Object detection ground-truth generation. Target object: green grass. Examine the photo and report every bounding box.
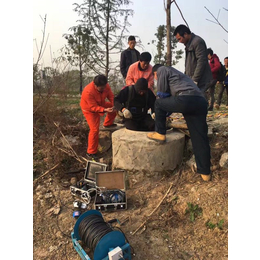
[185,202,203,222]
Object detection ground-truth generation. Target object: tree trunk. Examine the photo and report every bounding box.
[166,0,172,66]
[105,0,110,77]
[79,64,83,94]
[79,35,83,94]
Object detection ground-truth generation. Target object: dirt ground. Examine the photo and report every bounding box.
[33,108,228,260]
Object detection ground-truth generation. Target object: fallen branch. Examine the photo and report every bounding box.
[132,183,173,235]
[177,129,190,137]
[167,121,188,130]
[56,147,88,164]
[33,163,60,185]
[53,122,88,163]
[132,168,182,235]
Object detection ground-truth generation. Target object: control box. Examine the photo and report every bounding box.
[94,170,127,211]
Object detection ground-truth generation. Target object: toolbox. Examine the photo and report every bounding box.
[70,161,108,200]
[94,170,127,211]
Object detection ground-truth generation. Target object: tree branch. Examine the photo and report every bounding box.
[172,0,189,28]
[34,14,48,68]
[204,6,228,33]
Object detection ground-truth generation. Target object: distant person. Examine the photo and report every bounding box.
[173,24,212,97]
[120,36,140,79]
[147,64,211,181]
[215,57,228,109]
[125,52,154,93]
[80,75,117,160]
[207,48,221,111]
[114,78,156,131]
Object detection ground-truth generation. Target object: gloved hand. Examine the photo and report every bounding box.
[193,81,198,85]
[122,108,132,119]
[151,113,155,120]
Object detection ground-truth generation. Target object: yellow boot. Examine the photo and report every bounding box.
[147,132,166,143]
[201,174,211,181]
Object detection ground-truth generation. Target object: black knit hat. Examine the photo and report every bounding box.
[134,78,148,92]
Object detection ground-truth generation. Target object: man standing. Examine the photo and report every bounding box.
[147,64,211,181]
[126,52,154,93]
[174,25,212,96]
[114,78,156,131]
[215,57,228,109]
[207,48,221,111]
[80,75,117,159]
[120,36,140,79]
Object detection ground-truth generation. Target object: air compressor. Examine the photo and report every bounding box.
[71,210,132,260]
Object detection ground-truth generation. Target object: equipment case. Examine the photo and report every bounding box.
[70,161,108,199]
[94,170,127,211]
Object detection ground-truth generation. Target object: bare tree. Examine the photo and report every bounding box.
[163,0,189,66]
[34,15,49,69]
[164,0,172,66]
[33,14,50,96]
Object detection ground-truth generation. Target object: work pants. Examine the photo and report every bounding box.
[83,103,116,154]
[155,95,211,175]
[124,114,155,131]
[216,84,228,106]
[198,82,210,100]
[207,79,218,108]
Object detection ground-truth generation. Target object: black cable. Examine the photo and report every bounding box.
[56,215,71,238]
[78,214,113,251]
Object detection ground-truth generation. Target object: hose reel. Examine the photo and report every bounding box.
[71,210,131,260]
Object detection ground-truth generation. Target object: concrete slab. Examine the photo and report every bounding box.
[112,128,185,173]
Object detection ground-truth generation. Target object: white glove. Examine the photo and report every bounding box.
[193,81,198,85]
[151,113,155,120]
[118,111,123,117]
[122,108,132,119]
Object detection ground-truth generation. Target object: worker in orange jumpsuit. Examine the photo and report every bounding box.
[80,75,117,159]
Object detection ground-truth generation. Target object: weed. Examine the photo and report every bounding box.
[206,219,224,230]
[185,202,202,222]
[217,219,224,230]
[206,221,216,229]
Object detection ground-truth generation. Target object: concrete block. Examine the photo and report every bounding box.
[112,128,185,173]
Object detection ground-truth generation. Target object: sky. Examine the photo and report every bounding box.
[33,0,228,73]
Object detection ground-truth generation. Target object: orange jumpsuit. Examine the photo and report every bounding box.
[80,81,116,154]
[125,61,154,92]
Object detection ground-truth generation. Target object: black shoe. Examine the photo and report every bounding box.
[86,153,99,160]
[103,123,117,128]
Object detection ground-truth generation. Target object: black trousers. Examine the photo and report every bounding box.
[155,95,211,175]
[124,114,155,131]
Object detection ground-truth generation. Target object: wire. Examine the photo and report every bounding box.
[78,214,113,251]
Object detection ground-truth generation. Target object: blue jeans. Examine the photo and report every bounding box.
[155,95,211,175]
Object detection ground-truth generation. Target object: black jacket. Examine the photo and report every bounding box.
[120,48,140,78]
[114,86,155,120]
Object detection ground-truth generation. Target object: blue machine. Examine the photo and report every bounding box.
[71,210,132,260]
